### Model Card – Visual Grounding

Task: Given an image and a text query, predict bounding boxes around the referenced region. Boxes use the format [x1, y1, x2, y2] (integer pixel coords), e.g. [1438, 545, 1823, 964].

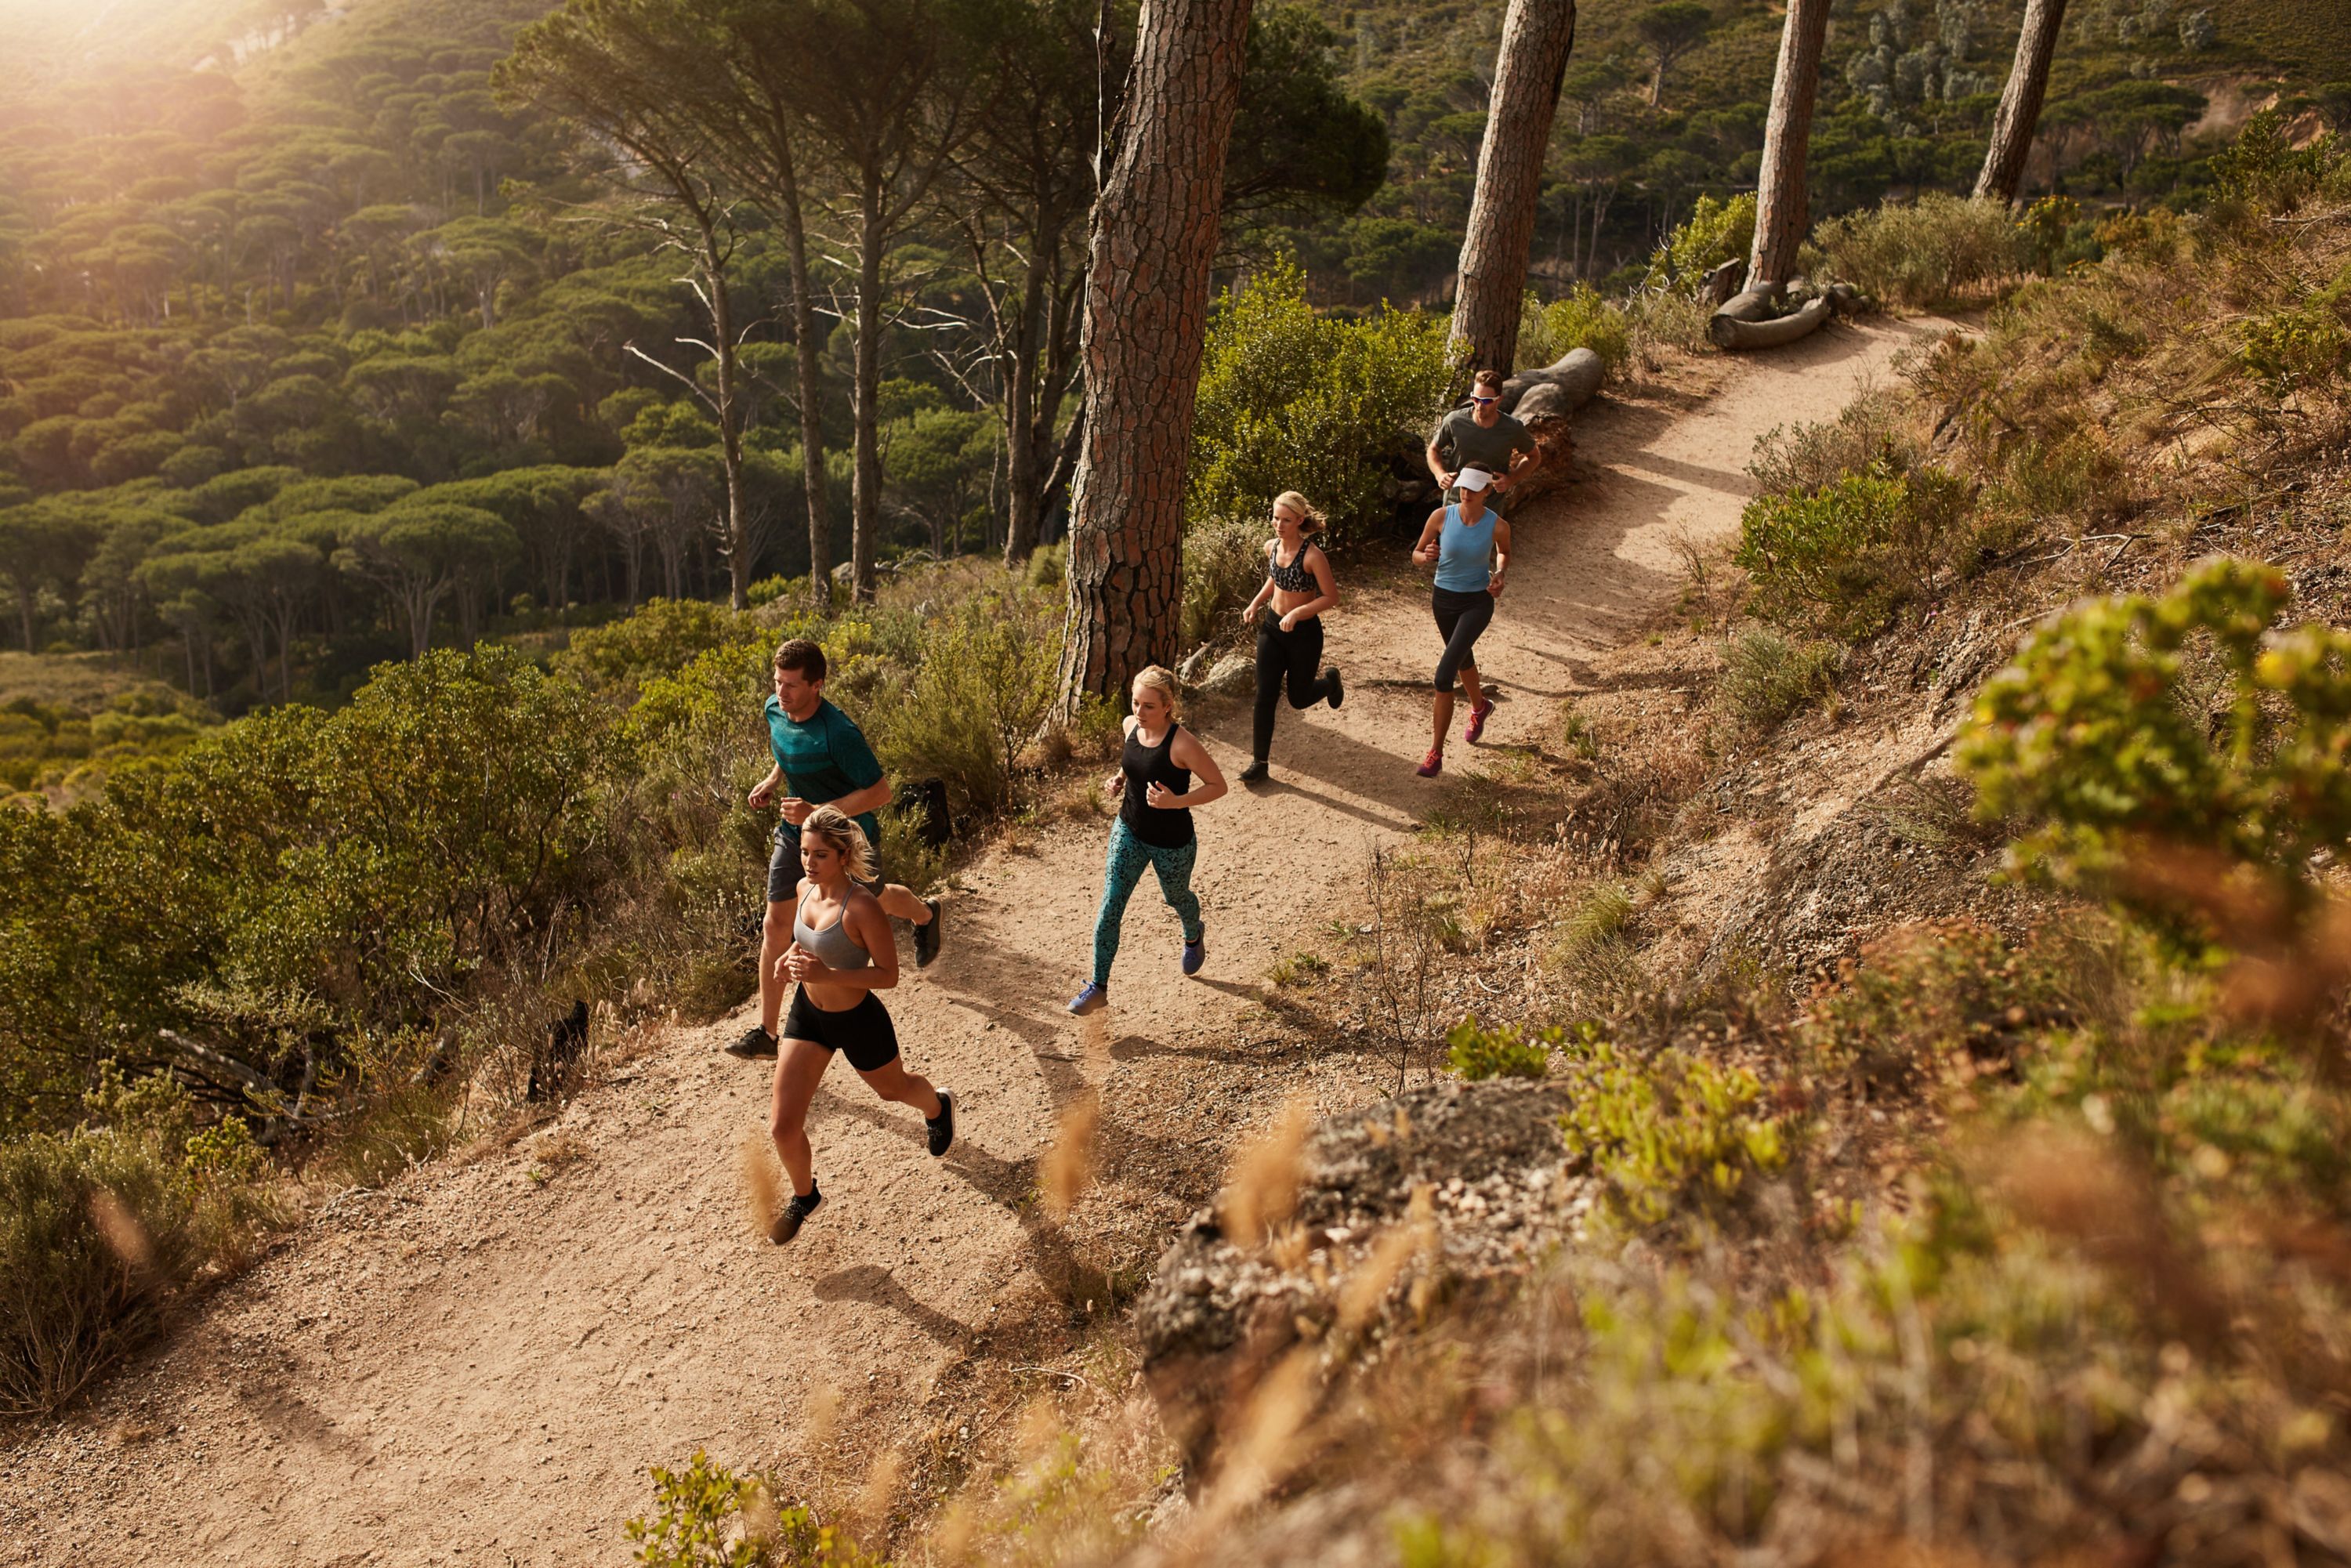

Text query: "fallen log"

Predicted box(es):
[1498, 346, 1604, 418]
[1708, 291, 1832, 350]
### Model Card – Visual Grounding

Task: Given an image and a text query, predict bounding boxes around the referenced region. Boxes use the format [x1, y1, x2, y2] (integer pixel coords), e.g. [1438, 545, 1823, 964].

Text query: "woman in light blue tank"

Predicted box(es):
[1407, 465, 1513, 777]
[761, 806, 955, 1245]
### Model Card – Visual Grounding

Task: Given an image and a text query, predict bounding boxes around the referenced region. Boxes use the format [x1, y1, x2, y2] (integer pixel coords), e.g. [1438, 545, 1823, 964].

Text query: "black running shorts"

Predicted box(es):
[781, 987, 900, 1073]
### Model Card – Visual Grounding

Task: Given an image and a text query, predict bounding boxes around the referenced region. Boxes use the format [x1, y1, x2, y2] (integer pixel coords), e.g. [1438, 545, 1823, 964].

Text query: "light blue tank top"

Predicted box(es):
[1433, 503, 1497, 592]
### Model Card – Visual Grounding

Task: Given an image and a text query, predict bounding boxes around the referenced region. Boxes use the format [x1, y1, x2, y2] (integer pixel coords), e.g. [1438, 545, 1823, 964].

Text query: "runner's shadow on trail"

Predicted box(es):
[812, 1265, 974, 1347]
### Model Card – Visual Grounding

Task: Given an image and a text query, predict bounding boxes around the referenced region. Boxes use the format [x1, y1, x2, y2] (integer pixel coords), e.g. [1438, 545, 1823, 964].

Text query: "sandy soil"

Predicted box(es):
[0, 315, 1948, 1567]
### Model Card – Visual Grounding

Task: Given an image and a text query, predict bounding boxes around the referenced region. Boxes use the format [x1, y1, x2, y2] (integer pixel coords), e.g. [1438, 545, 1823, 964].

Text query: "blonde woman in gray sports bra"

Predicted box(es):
[763, 805, 955, 1244]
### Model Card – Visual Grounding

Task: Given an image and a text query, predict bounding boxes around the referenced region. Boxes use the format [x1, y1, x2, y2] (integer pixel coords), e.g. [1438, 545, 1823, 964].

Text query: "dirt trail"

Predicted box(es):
[0, 317, 1944, 1568]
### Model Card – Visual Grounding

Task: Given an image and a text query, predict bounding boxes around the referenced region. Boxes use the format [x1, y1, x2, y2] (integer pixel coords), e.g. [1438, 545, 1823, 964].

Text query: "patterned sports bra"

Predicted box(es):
[1268, 540, 1318, 593]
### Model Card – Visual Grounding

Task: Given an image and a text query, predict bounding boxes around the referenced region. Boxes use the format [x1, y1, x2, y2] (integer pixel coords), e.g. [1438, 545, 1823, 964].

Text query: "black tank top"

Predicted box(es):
[1119, 722, 1195, 848]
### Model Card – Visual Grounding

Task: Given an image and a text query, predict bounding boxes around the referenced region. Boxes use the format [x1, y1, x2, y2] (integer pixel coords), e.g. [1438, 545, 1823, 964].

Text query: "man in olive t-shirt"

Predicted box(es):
[1427, 367, 1542, 512]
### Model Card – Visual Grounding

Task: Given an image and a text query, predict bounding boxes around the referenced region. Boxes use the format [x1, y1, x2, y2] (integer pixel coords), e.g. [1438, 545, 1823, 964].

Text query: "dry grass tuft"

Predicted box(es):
[1337, 1183, 1436, 1334]
[1040, 1092, 1100, 1223]
[1217, 1097, 1312, 1248]
[737, 1130, 781, 1241]
[86, 1188, 151, 1274]
[1200, 1348, 1320, 1523]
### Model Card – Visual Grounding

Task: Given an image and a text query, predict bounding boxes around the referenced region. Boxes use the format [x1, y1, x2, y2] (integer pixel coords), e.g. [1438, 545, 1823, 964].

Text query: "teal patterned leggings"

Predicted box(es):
[1092, 818, 1203, 986]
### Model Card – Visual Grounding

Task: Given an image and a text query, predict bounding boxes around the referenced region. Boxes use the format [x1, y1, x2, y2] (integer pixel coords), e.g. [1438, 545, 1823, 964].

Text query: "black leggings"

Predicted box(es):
[1432, 586, 1494, 692]
[1253, 613, 1335, 761]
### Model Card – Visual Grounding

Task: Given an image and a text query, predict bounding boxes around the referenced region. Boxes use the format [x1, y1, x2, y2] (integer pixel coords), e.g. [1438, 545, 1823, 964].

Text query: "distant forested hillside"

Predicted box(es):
[0, 0, 2333, 735]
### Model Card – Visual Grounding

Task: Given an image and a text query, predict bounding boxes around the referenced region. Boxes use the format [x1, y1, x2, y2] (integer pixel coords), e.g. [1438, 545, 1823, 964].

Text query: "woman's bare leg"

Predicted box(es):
[856, 1056, 942, 1121]
[768, 1039, 831, 1196]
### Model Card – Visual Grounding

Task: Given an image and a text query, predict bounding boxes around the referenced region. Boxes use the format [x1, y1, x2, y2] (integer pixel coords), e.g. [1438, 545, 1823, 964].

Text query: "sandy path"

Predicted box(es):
[0, 316, 1943, 1567]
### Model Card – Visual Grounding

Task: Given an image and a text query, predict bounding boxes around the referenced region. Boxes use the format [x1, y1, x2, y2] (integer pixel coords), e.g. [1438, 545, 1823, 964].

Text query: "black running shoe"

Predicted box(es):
[1324, 665, 1344, 709]
[1240, 759, 1270, 784]
[768, 1186, 823, 1244]
[726, 1026, 778, 1060]
[926, 1091, 956, 1157]
[915, 898, 944, 969]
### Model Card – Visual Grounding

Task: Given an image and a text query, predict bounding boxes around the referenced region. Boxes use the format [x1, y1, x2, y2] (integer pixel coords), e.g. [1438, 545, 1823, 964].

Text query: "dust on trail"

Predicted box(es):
[0, 317, 1945, 1568]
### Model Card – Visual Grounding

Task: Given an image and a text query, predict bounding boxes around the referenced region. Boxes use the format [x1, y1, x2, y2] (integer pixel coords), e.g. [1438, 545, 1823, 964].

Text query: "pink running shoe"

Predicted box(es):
[1416, 749, 1443, 778]
[1464, 701, 1494, 744]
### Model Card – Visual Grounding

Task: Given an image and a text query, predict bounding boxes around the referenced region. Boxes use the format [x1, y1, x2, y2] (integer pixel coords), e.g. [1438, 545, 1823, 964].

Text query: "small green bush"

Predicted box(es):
[1555, 1023, 1790, 1228]
[625, 1450, 879, 1568]
[1717, 628, 1841, 730]
[1807, 194, 2023, 308]
[1644, 193, 1756, 293]
[1733, 464, 1973, 640]
[877, 589, 1060, 821]
[1446, 1019, 1553, 1081]
[1959, 556, 2351, 933]
[1, 1080, 277, 1417]
[1746, 389, 1921, 498]
[1522, 284, 1632, 372]
[1190, 258, 1453, 549]
[1180, 513, 1267, 650]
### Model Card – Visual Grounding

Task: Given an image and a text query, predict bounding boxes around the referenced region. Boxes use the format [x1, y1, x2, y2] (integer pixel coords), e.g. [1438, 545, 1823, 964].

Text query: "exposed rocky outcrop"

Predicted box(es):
[1134, 1078, 1585, 1483]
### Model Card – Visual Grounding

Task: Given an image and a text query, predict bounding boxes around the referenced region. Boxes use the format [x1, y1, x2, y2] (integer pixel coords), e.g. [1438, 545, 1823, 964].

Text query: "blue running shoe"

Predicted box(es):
[1182, 934, 1207, 976]
[1067, 983, 1108, 1016]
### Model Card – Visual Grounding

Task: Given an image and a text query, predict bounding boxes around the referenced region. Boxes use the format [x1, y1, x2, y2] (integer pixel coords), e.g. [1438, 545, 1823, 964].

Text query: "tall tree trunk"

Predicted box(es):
[1748, 0, 1832, 292]
[758, 154, 830, 615]
[850, 184, 886, 604]
[1447, 0, 1578, 379]
[1975, 0, 2068, 205]
[708, 243, 753, 613]
[1056, 0, 1254, 715]
[1002, 257, 1048, 566]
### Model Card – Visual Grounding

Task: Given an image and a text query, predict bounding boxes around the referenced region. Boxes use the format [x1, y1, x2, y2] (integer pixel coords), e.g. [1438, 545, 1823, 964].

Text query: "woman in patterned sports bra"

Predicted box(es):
[1234, 491, 1343, 784]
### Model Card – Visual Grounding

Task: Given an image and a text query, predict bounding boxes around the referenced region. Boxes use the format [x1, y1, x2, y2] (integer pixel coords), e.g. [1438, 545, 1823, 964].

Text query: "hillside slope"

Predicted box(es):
[0, 317, 1943, 1566]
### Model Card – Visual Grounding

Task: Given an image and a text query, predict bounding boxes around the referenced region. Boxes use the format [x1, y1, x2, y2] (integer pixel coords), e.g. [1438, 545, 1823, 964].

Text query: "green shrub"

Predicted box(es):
[876, 589, 1060, 821]
[1447, 1019, 1553, 1081]
[1643, 193, 1756, 293]
[626, 1450, 880, 1568]
[1180, 513, 1267, 650]
[563, 597, 765, 695]
[2241, 300, 2349, 398]
[1522, 284, 1632, 372]
[1959, 556, 2351, 934]
[1554, 1023, 1790, 1228]
[1733, 464, 1973, 640]
[1717, 628, 1841, 730]
[1746, 389, 1920, 498]
[1022, 542, 1066, 590]
[1806, 194, 2023, 308]
[1190, 258, 1453, 547]
[1, 1080, 277, 1416]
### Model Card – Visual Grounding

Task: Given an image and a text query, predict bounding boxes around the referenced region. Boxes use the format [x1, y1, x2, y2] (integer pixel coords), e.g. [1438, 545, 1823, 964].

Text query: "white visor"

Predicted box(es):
[1456, 466, 1494, 491]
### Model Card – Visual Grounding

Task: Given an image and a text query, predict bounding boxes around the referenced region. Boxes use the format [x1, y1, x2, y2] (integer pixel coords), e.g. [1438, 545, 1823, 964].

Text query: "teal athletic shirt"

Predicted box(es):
[763, 695, 884, 849]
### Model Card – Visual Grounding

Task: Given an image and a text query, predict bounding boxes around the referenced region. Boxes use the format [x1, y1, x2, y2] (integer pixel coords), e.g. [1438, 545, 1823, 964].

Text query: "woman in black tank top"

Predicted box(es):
[1236, 491, 1343, 784]
[1067, 665, 1230, 1015]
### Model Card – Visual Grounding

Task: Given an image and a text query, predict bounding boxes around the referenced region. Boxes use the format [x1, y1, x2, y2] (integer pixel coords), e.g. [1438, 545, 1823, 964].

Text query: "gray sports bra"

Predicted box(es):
[793, 893, 871, 970]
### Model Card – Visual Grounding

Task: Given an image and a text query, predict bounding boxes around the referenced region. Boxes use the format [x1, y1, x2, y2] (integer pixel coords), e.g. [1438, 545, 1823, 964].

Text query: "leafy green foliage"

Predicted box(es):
[1189, 259, 1453, 548]
[1733, 465, 1972, 641]
[625, 1451, 879, 1568]
[1554, 1023, 1789, 1227]
[875, 589, 1061, 822]
[1806, 194, 2023, 308]
[1446, 1019, 1552, 1081]
[1960, 557, 2351, 928]
[1644, 194, 1755, 292]
[1715, 628, 1841, 731]
[1, 1071, 277, 1416]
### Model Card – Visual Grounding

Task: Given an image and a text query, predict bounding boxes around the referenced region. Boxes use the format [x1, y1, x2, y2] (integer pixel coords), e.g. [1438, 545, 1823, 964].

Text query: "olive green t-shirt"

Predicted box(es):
[1433, 407, 1538, 476]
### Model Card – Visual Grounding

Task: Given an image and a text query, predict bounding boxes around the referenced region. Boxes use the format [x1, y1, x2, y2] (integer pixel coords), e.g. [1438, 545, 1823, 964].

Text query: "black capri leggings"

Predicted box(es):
[1252, 612, 1335, 761]
[1431, 586, 1494, 692]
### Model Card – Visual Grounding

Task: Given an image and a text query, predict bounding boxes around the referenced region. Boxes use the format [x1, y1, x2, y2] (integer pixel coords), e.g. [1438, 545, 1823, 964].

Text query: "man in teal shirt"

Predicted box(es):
[726, 637, 943, 1060]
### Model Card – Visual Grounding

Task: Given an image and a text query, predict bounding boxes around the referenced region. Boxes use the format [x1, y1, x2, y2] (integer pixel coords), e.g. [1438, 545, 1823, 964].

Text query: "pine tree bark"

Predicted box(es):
[1057, 0, 1254, 714]
[1447, 0, 1578, 379]
[1974, 0, 2067, 205]
[1748, 0, 1832, 291]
